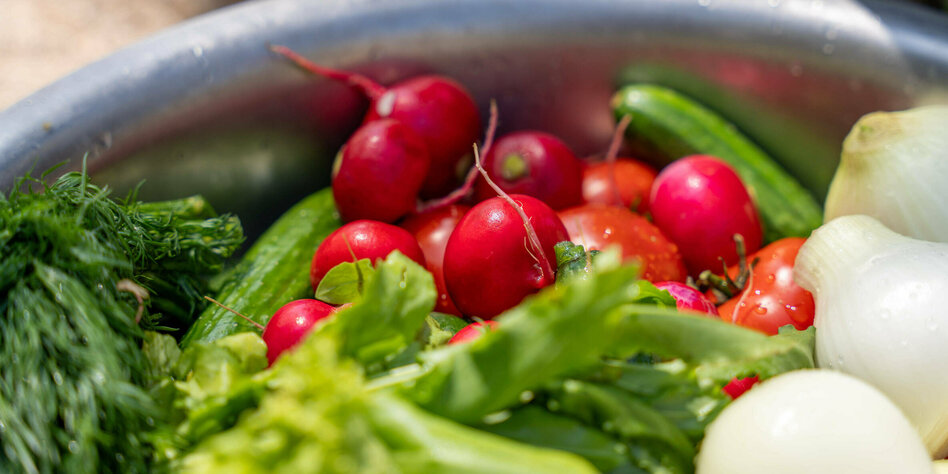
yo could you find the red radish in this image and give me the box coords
[262,299,337,365]
[333,119,429,223]
[582,159,658,213]
[310,220,426,290]
[270,45,481,198]
[400,205,470,315]
[558,204,687,283]
[448,320,499,345]
[473,131,584,210]
[444,193,568,318]
[722,375,760,399]
[653,281,718,316]
[649,155,763,275]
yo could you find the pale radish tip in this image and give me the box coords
[204,295,264,331]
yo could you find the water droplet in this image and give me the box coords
[68,440,80,453]
[754,306,767,315]
[519,390,534,403]
[192,46,204,57]
[52,371,63,385]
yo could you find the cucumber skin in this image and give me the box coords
[611,84,823,242]
[181,188,340,347]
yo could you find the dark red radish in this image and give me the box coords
[653,281,719,317]
[443,194,569,319]
[558,204,687,283]
[270,45,481,198]
[333,119,429,223]
[473,131,584,210]
[310,220,426,290]
[262,299,337,365]
[448,320,499,345]
[582,159,657,213]
[400,205,469,315]
[649,155,763,275]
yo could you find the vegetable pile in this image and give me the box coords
[3,43,947,473]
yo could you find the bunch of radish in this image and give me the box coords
[262,45,816,364]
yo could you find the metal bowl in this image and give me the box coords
[1,0,946,235]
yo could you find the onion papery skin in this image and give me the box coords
[795,214,948,457]
[824,106,948,242]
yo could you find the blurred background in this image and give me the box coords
[0,0,944,111]
[0,0,240,110]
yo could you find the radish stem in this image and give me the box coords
[269,44,387,100]
[416,100,499,213]
[606,115,632,207]
[473,141,555,284]
[204,296,264,331]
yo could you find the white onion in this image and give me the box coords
[824,105,948,242]
[795,215,948,457]
[696,370,932,474]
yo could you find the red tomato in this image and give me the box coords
[400,205,470,316]
[448,320,499,345]
[717,237,815,335]
[649,155,763,275]
[722,376,760,399]
[558,204,687,282]
[582,158,657,213]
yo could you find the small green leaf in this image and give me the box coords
[143,331,182,383]
[314,258,376,304]
[320,251,437,369]
[420,313,469,349]
[554,241,599,283]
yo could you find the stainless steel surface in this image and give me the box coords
[0,0,946,234]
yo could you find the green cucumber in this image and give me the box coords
[611,84,822,241]
[181,188,340,347]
